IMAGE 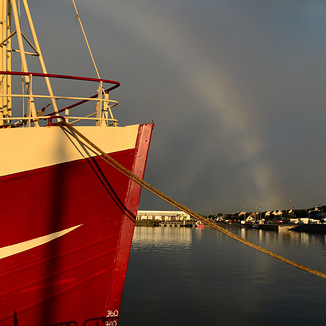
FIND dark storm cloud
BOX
[27,0,326,214]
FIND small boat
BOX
[196,221,204,229]
[0,1,153,325]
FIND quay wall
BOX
[135,220,196,227]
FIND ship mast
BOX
[0,0,59,127]
[0,0,11,125]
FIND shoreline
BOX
[135,220,326,234]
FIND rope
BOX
[57,120,326,280]
[71,0,101,80]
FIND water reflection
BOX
[229,224,326,249]
[132,225,326,267]
[225,225,326,271]
[132,226,192,253]
[120,226,326,326]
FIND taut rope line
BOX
[57,121,326,280]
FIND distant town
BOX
[206,205,326,225]
[137,205,326,226]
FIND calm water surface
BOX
[119,226,326,326]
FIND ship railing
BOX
[0,71,120,128]
[0,114,118,127]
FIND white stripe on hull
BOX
[0,125,139,176]
[0,225,82,260]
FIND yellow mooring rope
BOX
[57,121,326,279]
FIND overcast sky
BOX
[25,0,326,214]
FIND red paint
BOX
[0,123,153,326]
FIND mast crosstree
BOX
[0,0,118,128]
[0,0,58,127]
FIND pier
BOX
[250,223,326,233]
[253,224,294,231]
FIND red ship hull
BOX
[0,123,153,325]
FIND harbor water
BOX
[119,226,326,326]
